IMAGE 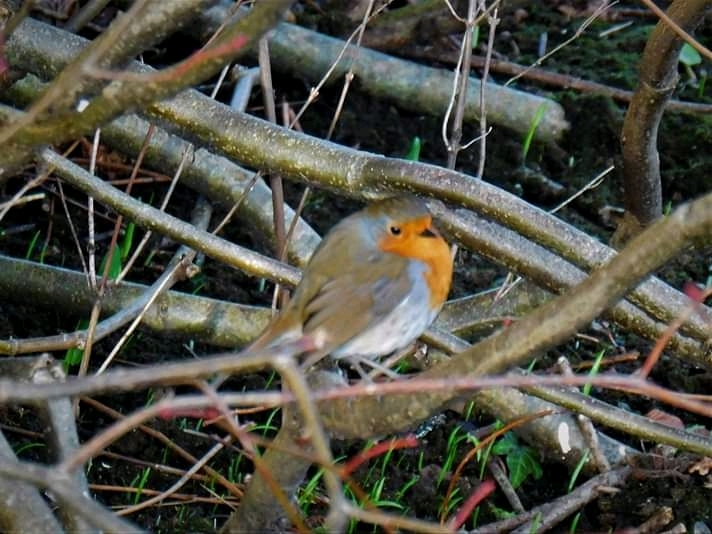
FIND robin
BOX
[249,195,453,376]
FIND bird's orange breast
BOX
[378,215,453,309]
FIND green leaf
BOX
[120,221,135,261]
[64,347,84,367]
[505,445,542,489]
[680,43,701,66]
[471,25,480,50]
[99,244,122,280]
[64,319,90,368]
[491,431,519,456]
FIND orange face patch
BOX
[378,215,453,308]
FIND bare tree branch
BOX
[0,0,294,177]
[617,0,712,241]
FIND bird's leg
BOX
[299,348,332,373]
[369,344,417,379]
[349,355,402,381]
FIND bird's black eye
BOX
[389,225,402,236]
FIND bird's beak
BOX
[420,225,441,238]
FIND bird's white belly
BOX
[330,266,436,360]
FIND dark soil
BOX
[1,1,712,532]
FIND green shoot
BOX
[259,408,280,436]
[440,425,467,485]
[583,349,606,396]
[264,370,279,389]
[404,137,422,161]
[394,474,420,501]
[190,272,208,295]
[521,103,547,163]
[463,400,476,420]
[25,230,41,260]
[566,454,590,531]
[120,221,135,261]
[176,505,186,522]
[14,442,46,455]
[361,439,379,482]
[364,457,406,511]
[299,467,325,512]
[377,442,397,477]
[66,302,148,367]
[663,200,673,216]
[471,506,481,529]
[66,237,131,368]
[417,450,425,471]
[99,243,123,280]
[439,487,462,519]
[369,477,386,504]
[490,504,516,519]
[468,431,496,480]
[568,450,589,493]
[206,477,219,514]
[471,25,480,50]
[131,467,152,505]
[529,512,543,533]
[38,239,49,263]
[526,358,538,373]
[228,453,245,483]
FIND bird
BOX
[248,195,453,377]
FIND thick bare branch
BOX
[4,74,320,266]
[0,1,293,176]
[0,431,63,533]
[194,2,569,143]
[0,254,270,353]
[618,0,712,240]
[38,148,300,287]
[0,455,142,533]
[31,359,94,532]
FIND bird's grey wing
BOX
[301,258,412,351]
